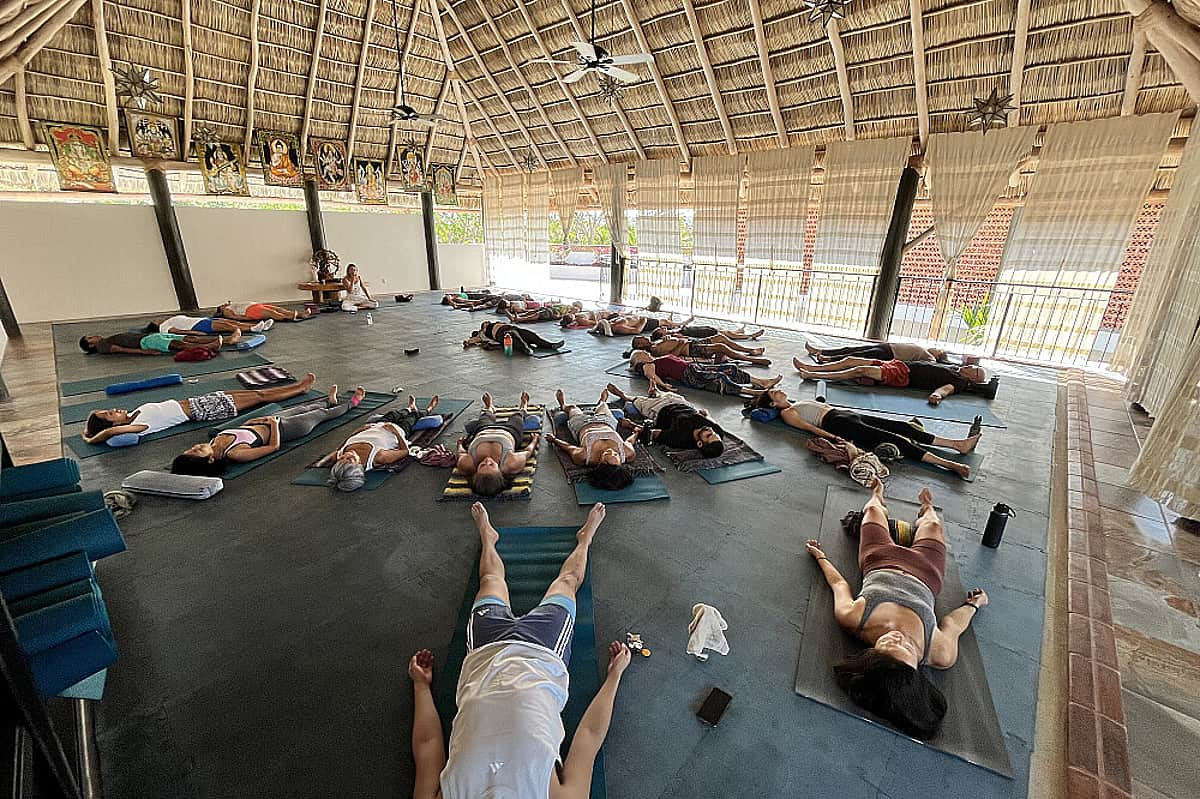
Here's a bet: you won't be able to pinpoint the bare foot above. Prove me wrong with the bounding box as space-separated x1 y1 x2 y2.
228 328 242 343
600 388 610 403
482 391 493 410
747 328 765 340
752 375 783 389
606 382 626 399
520 391 530 409
327 384 339 404
298 372 317 390
556 389 566 410
426 395 439 413
351 386 366 404
958 432 981 454
578 503 606 544
965 588 989 609
407 395 418 411
804 341 821 359
471 502 498 544
793 356 807 373
871 477 886 501
955 463 972 480
749 347 765 356
918 487 934 507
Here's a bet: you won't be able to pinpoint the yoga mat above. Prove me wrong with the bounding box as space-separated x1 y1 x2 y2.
547 406 663 484
60 376 248 424
663 430 764 473
59 353 273 397
291 468 392 490
63 390 326 459
575 474 669 504
529 347 571 359
604 362 638 380
435 526 605 799
697 460 781 484
440 406 543 502
794 485 1012 778
824 384 1006 429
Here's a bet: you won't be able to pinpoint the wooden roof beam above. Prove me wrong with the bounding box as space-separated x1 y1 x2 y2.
181 0 195 148
460 78 520 169
1121 28 1147 116
422 78 450 166
427 0 495 176
242 0 262 155
91 0 119 154
828 19 855 140
13 65 33 148
346 0 379 159
387 0 421 178
1008 0 1030 126
470 0 577 167
618 0 690 164
747 0 787 148
0 0 67 47
681 0 736 154
909 0 929 149
299 0 330 155
0 0 86 85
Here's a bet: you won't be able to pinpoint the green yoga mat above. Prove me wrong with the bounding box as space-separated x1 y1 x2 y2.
698 460 781 484
435 526 605 799
823 384 1006 429
62 391 324 459
575 474 669 504
291 467 392 490
60 376 249 424
59 353 273 397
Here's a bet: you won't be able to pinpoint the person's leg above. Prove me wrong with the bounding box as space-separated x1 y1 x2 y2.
858 479 894 568
909 487 948 592
702 334 763 355
605 383 632 402
856 414 937 446
210 319 255 334
792 355 878 373
514 327 563 350
687 364 747 395
542 503 606 604
276 387 363 441
168 336 222 353
259 304 307 321
228 371 317 411
699 343 770 366
720 326 765 340
795 362 882 382
471 502 509 607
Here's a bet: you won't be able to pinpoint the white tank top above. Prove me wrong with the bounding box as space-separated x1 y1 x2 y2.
339 423 401 470
441 641 568 799
788 400 829 427
227 302 252 315
131 400 190 435
159 315 205 332
580 426 626 464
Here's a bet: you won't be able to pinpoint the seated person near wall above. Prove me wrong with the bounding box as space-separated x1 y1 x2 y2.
80 331 224 356
627 351 782 398
341 263 379 311
806 479 989 739
82 373 318 446
216 301 314 322
318 395 440 491
803 340 973 364
793 356 995 404
153 314 272 335
455 392 540 496
505 300 583 324
614 386 725 457
649 319 764 341
463 321 564 355
749 388 981 479
547 388 638 491
630 334 771 367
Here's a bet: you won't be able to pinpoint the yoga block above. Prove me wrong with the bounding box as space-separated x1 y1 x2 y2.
105 373 183 396
207 404 283 437
121 471 223 500
411 415 445 432
0 491 104 528
0 552 94 602
106 433 140 448
0 509 127 572
0 459 81 501
234 334 267 351
29 631 117 698
524 416 543 431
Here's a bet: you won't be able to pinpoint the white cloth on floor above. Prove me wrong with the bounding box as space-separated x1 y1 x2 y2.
687 603 729 661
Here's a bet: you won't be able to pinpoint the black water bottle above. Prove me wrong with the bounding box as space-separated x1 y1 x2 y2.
982 503 1016 548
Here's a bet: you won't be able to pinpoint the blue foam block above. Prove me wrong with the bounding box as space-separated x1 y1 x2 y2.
0 509 126 572
751 408 781 422
105 373 183 396
411 414 445 431
0 490 104 527
234 334 266 351
0 458 80 501
0 552 94 601
524 416 543 431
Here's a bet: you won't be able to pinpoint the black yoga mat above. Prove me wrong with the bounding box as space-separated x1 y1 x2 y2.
794 485 1012 778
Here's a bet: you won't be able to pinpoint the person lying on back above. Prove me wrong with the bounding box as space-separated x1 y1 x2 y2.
80 331 224 356
616 387 725 457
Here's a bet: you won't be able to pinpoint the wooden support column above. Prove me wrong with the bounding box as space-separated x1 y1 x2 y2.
243 0 262 155
866 166 919 340
421 191 440 290
1121 29 1148 116
13 66 34 149
300 0 329 155
181 0 195 147
303 177 326 254
91 0 119 154
145 165 199 312
909 0 929 150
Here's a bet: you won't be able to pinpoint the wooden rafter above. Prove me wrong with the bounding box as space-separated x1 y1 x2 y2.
426 0 492 177
1008 0 1030 126
461 79 519 169
387 0 421 178
0 0 66 48
618 0 690 164
747 0 787 148
0 0 86 84
346 0 379 159
423 78 450 166
242 0 262 155
181 0 194 148
436 0 547 168
681 0 735 154
554 0 644 160
470 0 577 167
13 65 33 149
91 0 118 153
1121 28 1147 117
828 19 855 141
909 0 929 149
453 78 493 177
300 0 330 155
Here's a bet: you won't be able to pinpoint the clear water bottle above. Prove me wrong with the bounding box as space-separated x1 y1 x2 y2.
503 333 513 356
366 312 373 326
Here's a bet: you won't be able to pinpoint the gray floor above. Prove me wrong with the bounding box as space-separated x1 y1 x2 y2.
52 296 1055 798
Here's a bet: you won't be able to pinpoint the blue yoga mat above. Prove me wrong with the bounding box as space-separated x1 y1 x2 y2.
575 474 669 505
698 460 782 484
291 467 391 490
59 353 273 397
436 526 605 799
0 552 95 601
30 630 117 698
824 384 1006 429
59 376 252 424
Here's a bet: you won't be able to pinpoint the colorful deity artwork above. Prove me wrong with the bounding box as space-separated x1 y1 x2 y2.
311 138 349 190
431 163 457 206
398 145 426 191
41 122 116 192
199 142 250 196
354 158 388 205
255 130 304 187
125 111 181 161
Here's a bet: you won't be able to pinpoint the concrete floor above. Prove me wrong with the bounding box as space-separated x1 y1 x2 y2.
41 297 1057 798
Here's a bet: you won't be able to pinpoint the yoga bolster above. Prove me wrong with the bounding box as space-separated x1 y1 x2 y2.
105 433 140 448
410 415 444 431
105 374 183 396
751 408 781 422
234 334 267 351
121 470 223 500
524 416 543 431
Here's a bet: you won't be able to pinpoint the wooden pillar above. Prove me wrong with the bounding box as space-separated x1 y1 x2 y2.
0 272 20 338
866 166 919 340
609 249 625 305
145 166 199 312
302 178 326 254
420 191 440 291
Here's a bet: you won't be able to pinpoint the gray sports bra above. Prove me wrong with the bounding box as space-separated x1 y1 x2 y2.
856 570 937 665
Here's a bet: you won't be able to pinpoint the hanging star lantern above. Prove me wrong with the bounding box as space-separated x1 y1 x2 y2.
966 87 1014 134
805 0 852 28
520 148 539 173
191 125 221 147
112 63 162 109
598 74 626 105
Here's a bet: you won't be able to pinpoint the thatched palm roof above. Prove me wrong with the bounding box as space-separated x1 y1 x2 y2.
0 0 1194 189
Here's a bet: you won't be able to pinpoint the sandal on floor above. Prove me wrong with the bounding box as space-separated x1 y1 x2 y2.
969 415 982 438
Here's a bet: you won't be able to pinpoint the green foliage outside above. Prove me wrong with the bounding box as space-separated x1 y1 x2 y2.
435 210 484 244
959 294 992 345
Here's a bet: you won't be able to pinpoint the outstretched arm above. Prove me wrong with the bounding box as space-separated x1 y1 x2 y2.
928 383 957 405
409 650 446 799
547 434 585 463
928 590 988 669
82 423 148 444
559 642 630 797
805 540 858 626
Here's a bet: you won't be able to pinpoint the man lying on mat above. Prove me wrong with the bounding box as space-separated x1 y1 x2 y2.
505 300 583 324
216 301 314 322
463 321 564 355
170 384 364 476
748 389 982 479
82 372 318 447
79 331 225 356
630 333 771 367
793 355 995 404
605 384 725 458
456 392 540 496
152 313 272 335
547 388 639 491
806 479 989 739
560 309 618 328
442 291 532 310
408 502 630 799
317 394 441 492
628 350 782 398
588 313 677 337
802 339 957 364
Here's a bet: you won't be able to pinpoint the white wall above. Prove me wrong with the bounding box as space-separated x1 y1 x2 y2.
322 211 430 294
0 201 179 322
437 243 486 289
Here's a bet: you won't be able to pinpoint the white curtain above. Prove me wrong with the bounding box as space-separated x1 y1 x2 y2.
498 172 526 265
526 171 549 273
691 154 742 268
812 137 911 273
636 158 681 263
592 163 628 256
482 177 503 282
925 126 1038 267
1129 334 1200 518
744 147 814 269
550 167 581 240
1112 134 1200 416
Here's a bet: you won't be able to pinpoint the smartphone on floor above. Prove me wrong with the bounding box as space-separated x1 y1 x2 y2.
697 687 732 726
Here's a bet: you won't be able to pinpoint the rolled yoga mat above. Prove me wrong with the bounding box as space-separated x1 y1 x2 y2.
823 384 1006 429
435 526 606 799
59 352 273 397
793 485 1012 778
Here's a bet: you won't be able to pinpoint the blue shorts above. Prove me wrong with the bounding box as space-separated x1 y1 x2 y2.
468 595 576 662
192 318 216 335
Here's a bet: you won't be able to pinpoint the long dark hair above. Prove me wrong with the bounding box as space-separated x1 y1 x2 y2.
833 649 947 739
747 392 774 410
171 453 229 476
588 463 634 491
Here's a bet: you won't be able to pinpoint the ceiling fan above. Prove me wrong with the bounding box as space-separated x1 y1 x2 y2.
532 0 653 85
388 0 443 126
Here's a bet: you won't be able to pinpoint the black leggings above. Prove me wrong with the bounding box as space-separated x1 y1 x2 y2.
820 409 934 460
817 343 894 360
494 324 562 354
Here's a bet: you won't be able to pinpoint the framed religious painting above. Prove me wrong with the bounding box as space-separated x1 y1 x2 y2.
310 138 349 190
431 163 457 206
255 130 304 187
353 158 388 205
199 142 250 196
41 122 116 192
397 145 426 191
125 110 181 161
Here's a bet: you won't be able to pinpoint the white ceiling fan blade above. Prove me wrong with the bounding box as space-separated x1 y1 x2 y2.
563 68 591 84
599 65 640 84
528 57 575 65
409 117 437 127
607 53 654 66
571 41 598 60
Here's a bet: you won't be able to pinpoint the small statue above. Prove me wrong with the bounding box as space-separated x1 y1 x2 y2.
311 249 341 282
